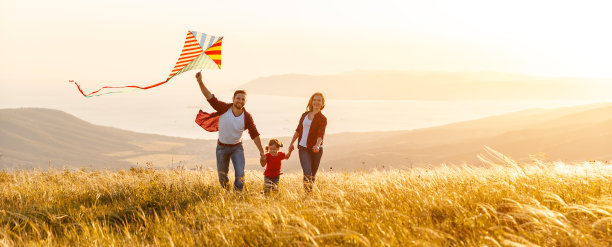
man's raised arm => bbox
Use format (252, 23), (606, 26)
(195, 72), (213, 100)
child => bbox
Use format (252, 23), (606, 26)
(261, 138), (291, 194)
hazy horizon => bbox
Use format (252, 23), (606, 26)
(1, 92), (606, 139)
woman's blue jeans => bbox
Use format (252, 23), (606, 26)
(298, 146), (323, 192)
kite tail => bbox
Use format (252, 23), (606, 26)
(70, 80), (168, 97)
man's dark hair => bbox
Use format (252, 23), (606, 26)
(233, 90), (247, 98)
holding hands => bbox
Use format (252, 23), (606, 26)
(288, 143), (319, 153)
(260, 152), (266, 167)
(286, 146), (293, 159)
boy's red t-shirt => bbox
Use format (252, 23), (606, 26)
(264, 152), (285, 178)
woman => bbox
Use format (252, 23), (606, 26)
(288, 92), (327, 192)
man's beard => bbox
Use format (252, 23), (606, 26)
(234, 103), (243, 109)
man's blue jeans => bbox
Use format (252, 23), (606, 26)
(216, 143), (246, 191)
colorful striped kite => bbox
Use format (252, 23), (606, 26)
(71, 31), (222, 97)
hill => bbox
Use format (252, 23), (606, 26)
(0, 108), (217, 169)
(321, 102), (612, 168)
(2, 103), (612, 170)
(239, 71), (612, 100)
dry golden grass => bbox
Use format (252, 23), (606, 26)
(1, 159), (611, 246)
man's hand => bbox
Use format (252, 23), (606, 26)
(313, 145), (320, 153)
(288, 144), (295, 154)
(195, 71), (203, 83)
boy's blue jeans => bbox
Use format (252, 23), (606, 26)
(216, 143), (245, 191)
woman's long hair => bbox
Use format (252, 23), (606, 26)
(306, 92), (325, 111)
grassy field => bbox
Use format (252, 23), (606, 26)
(1, 159), (611, 246)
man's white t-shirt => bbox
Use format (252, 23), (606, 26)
(298, 116), (312, 148)
(218, 109), (244, 144)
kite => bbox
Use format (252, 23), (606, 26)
(71, 30), (223, 97)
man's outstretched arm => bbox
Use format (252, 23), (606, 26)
(253, 136), (265, 157)
(252, 136), (267, 164)
(195, 71), (212, 100)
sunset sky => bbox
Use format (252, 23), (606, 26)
(2, 0), (612, 94)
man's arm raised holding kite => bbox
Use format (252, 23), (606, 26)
(196, 71), (213, 100)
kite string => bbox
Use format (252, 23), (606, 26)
(70, 80), (168, 97)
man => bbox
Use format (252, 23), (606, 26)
(194, 72), (265, 191)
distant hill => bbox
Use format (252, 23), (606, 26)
(0, 108), (217, 169)
(320, 102), (612, 169)
(2, 104), (612, 170)
(239, 71), (612, 100)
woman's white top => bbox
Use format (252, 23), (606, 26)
(298, 115), (312, 148)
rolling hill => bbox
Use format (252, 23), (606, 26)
(321, 102), (612, 168)
(0, 108), (216, 169)
(2, 103), (612, 170)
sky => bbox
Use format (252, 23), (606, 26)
(1, 0), (612, 137)
(2, 1), (612, 88)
